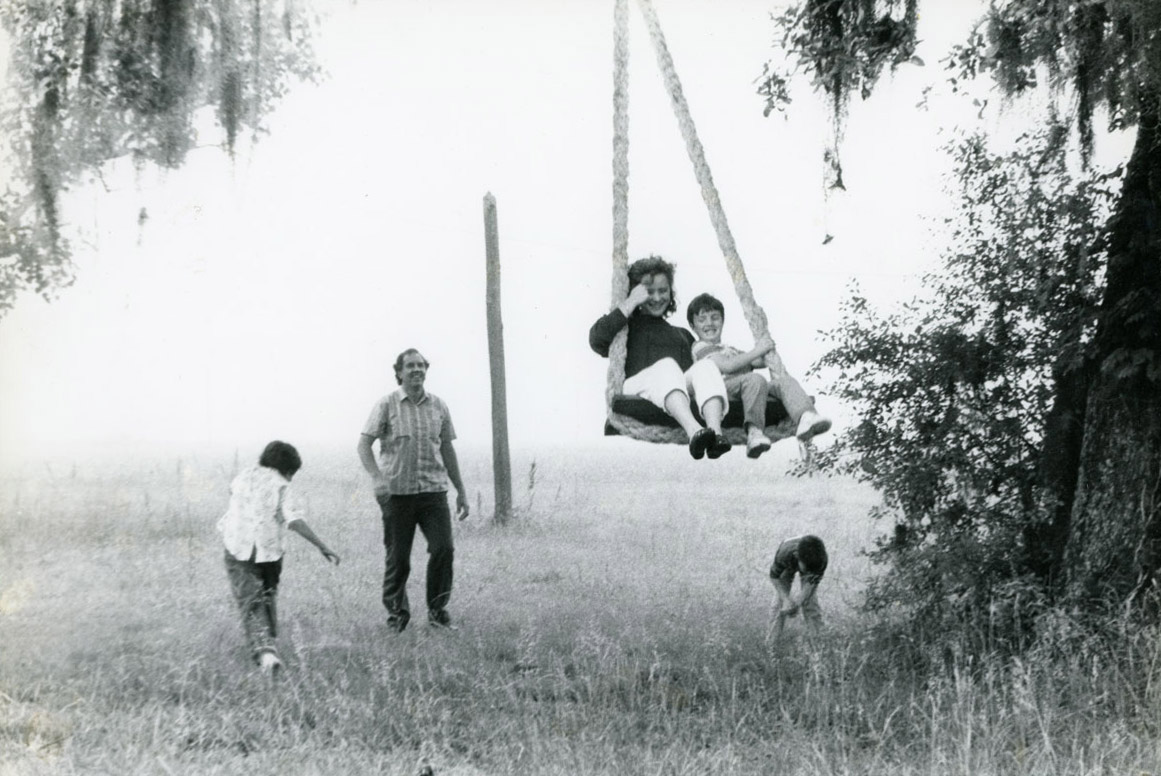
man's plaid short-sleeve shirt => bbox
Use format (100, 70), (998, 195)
(362, 389), (456, 494)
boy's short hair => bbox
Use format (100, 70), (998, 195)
(686, 292), (725, 326)
(627, 255), (677, 317)
(797, 535), (828, 575)
(259, 440), (302, 479)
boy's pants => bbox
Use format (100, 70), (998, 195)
(224, 550), (282, 661)
(724, 354), (814, 430)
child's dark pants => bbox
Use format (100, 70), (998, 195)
(224, 549), (282, 661)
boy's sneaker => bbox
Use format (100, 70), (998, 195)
(796, 410), (832, 442)
(258, 651), (282, 677)
(387, 613), (410, 633)
(688, 427), (715, 460)
(706, 432), (732, 459)
(746, 428), (772, 459)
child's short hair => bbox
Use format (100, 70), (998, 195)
(686, 292), (725, 326)
(259, 441), (302, 479)
(627, 255), (677, 317)
(797, 535), (828, 575)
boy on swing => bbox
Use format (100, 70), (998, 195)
(686, 293), (831, 459)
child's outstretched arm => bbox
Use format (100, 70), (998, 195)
(771, 576), (795, 637)
(748, 335), (777, 368)
(705, 335), (776, 375)
(771, 574), (796, 615)
(288, 520), (341, 565)
(794, 579), (819, 612)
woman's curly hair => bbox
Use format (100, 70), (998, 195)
(627, 255), (677, 318)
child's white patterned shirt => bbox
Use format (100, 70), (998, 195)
(217, 465), (303, 562)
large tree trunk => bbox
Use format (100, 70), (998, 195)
(1024, 359), (1090, 590)
(1063, 87), (1161, 613)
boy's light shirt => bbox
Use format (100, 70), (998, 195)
(217, 465), (304, 562)
(692, 340), (749, 376)
(771, 535), (827, 586)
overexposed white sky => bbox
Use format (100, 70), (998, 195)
(0, 0), (1129, 464)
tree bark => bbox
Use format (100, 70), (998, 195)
(1024, 358), (1090, 590)
(483, 193), (512, 525)
(1064, 86), (1161, 612)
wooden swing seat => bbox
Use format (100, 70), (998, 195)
(605, 394), (790, 437)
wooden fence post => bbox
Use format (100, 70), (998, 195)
(483, 193), (512, 524)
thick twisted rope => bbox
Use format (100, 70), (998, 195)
(607, 0), (685, 443)
(607, 0), (630, 413)
(635, 0), (770, 345)
(604, 0), (794, 445)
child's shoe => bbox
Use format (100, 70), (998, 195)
(746, 427), (772, 459)
(258, 651), (282, 677)
(796, 410), (832, 442)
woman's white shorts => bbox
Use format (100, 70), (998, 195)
(621, 357), (727, 414)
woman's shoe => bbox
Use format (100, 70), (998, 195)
(688, 427), (715, 460)
(707, 432), (732, 459)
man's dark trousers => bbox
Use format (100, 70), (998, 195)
(377, 492), (454, 622)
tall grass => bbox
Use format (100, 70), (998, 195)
(1, 445), (1158, 774)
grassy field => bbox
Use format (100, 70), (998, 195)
(1, 443), (1158, 775)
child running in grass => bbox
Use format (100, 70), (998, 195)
(686, 293), (831, 459)
(769, 534), (828, 637)
(217, 441), (340, 676)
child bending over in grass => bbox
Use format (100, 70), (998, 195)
(217, 441), (340, 676)
(769, 534), (828, 637)
(686, 293), (831, 459)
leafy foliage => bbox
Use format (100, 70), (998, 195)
(0, 0), (321, 315)
(764, 0), (1161, 197)
(758, 0), (919, 117)
(807, 125), (1117, 645)
(757, 0), (920, 190)
(767, 0), (1161, 619)
(943, 0), (1161, 164)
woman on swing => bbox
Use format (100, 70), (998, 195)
(589, 255), (732, 460)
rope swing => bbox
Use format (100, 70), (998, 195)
(604, 0), (797, 446)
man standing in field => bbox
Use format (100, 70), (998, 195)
(357, 348), (470, 633)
